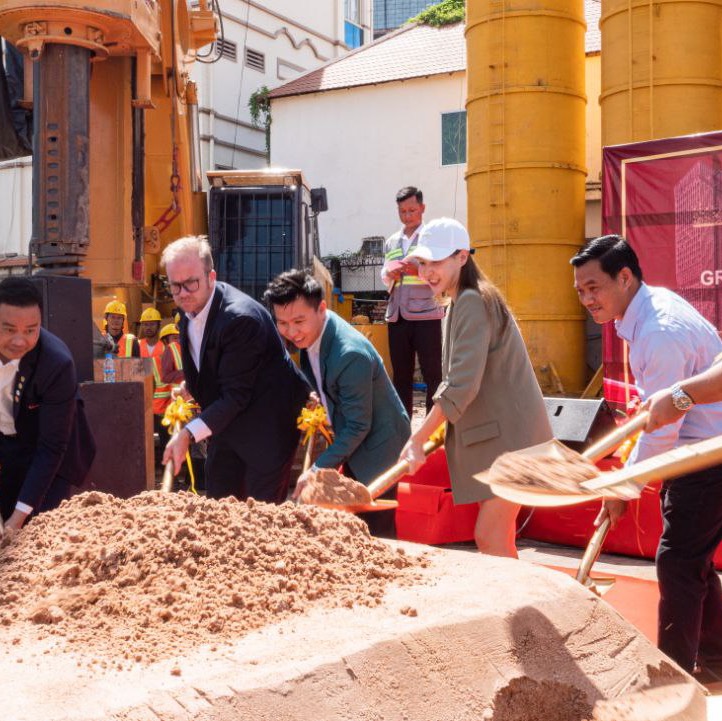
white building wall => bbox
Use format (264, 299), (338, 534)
(0, 158), (32, 256)
(270, 72), (468, 257)
(192, 0), (373, 175)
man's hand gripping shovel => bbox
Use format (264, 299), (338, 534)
(160, 388), (199, 493)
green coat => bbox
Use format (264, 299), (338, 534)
(301, 311), (410, 484)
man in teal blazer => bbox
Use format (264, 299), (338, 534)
(265, 269), (410, 536)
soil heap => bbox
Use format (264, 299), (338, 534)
(0, 491), (417, 665)
(299, 468), (373, 506)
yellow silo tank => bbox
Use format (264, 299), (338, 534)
(601, 0), (722, 145)
(466, 0), (588, 394)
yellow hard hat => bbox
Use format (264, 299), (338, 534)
(140, 307), (162, 323)
(104, 299), (127, 316)
(160, 323), (179, 340)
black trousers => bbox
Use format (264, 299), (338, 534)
(656, 463), (722, 672)
(387, 316), (442, 416)
(0, 434), (70, 521)
(205, 437), (295, 504)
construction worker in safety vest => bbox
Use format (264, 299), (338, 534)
(159, 323), (183, 387)
(138, 307), (163, 359)
(151, 323), (182, 467)
(104, 300), (140, 358)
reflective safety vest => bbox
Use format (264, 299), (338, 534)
(151, 355), (172, 416)
(115, 333), (137, 358)
(384, 232), (445, 323)
(384, 245), (428, 287)
(139, 338), (164, 359)
(166, 341), (183, 373)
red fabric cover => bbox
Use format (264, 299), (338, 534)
(395, 448), (478, 544)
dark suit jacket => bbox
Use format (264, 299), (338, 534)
(180, 282), (309, 470)
(300, 311), (410, 484)
(6, 328), (96, 510)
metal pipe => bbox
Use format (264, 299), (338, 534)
(187, 82), (203, 193)
(32, 43), (90, 276)
(132, 58), (145, 270)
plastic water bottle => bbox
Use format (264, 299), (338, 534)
(103, 353), (116, 383)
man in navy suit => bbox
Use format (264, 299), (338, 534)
(0, 277), (95, 532)
(162, 236), (310, 503)
(265, 269), (410, 536)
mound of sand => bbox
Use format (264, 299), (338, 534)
(0, 491), (417, 665)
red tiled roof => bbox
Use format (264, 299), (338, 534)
(269, 22), (465, 99)
(270, 1), (601, 101)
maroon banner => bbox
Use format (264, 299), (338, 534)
(602, 131), (722, 406)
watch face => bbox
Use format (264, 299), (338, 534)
(672, 388), (693, 412)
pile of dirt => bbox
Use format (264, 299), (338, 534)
(486, 677), (593, 721)
(0, 491), (418, 665)
(299, 468), (373, 506)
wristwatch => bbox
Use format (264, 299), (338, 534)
(670, 383), (695, 412)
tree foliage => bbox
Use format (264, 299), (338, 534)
(410, 0), (465, 27)
(248, 85), (271, 162)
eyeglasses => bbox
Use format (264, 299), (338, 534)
(168, 277), (202, 295)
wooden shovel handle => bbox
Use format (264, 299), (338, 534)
(581, 410), (649, 463)
(573, 412), (647, 584)
(302, 433), (316, 474)
(582, 433), (722, 494)
(575, 517), (611, 585)
(160, 460), (175, 493)
(367, 435), (444, 500)
(160, 421), (183, 493)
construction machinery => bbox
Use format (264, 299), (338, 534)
(0, 0), (216, 326)
(207, 168), (327, 300)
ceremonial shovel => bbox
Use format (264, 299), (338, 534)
(475, 411), (650, 595)
(474, 411), (651, 507)
(304, 430), (446, 513)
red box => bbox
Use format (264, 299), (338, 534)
(395, 448), (478, 544)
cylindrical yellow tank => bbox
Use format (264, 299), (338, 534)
(466, 0), (587, 394)
(601, 0), (722, 145)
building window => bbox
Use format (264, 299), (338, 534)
(344, 22), (364, 48)
(345, 0), (361, 24)
(441, 111), (467, 166)
(218, 39), (237, 62)
(374, 0), (437, 37)
(245, 48), (265, 73)
(345, 0), (364, 48)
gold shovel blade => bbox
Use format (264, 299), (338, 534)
(475, 439), (604, 508)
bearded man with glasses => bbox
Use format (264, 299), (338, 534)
(161, 236), (310, 503)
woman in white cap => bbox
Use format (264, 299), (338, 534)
(400, 218), (552, 557)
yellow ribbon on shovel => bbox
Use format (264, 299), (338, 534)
(162, 395), (200, 494)
(296, 406), (334, 446)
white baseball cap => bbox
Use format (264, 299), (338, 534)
(406, 217), (470, 261)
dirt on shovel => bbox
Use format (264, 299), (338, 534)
(299, 468), (373, 507)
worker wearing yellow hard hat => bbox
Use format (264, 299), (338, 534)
(103, 299), (140, 358)
(138, 307), (163, 359)
(154, 323), (182, 411)
(159, 322), (179, 341)
(157, 324), (183, 401)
